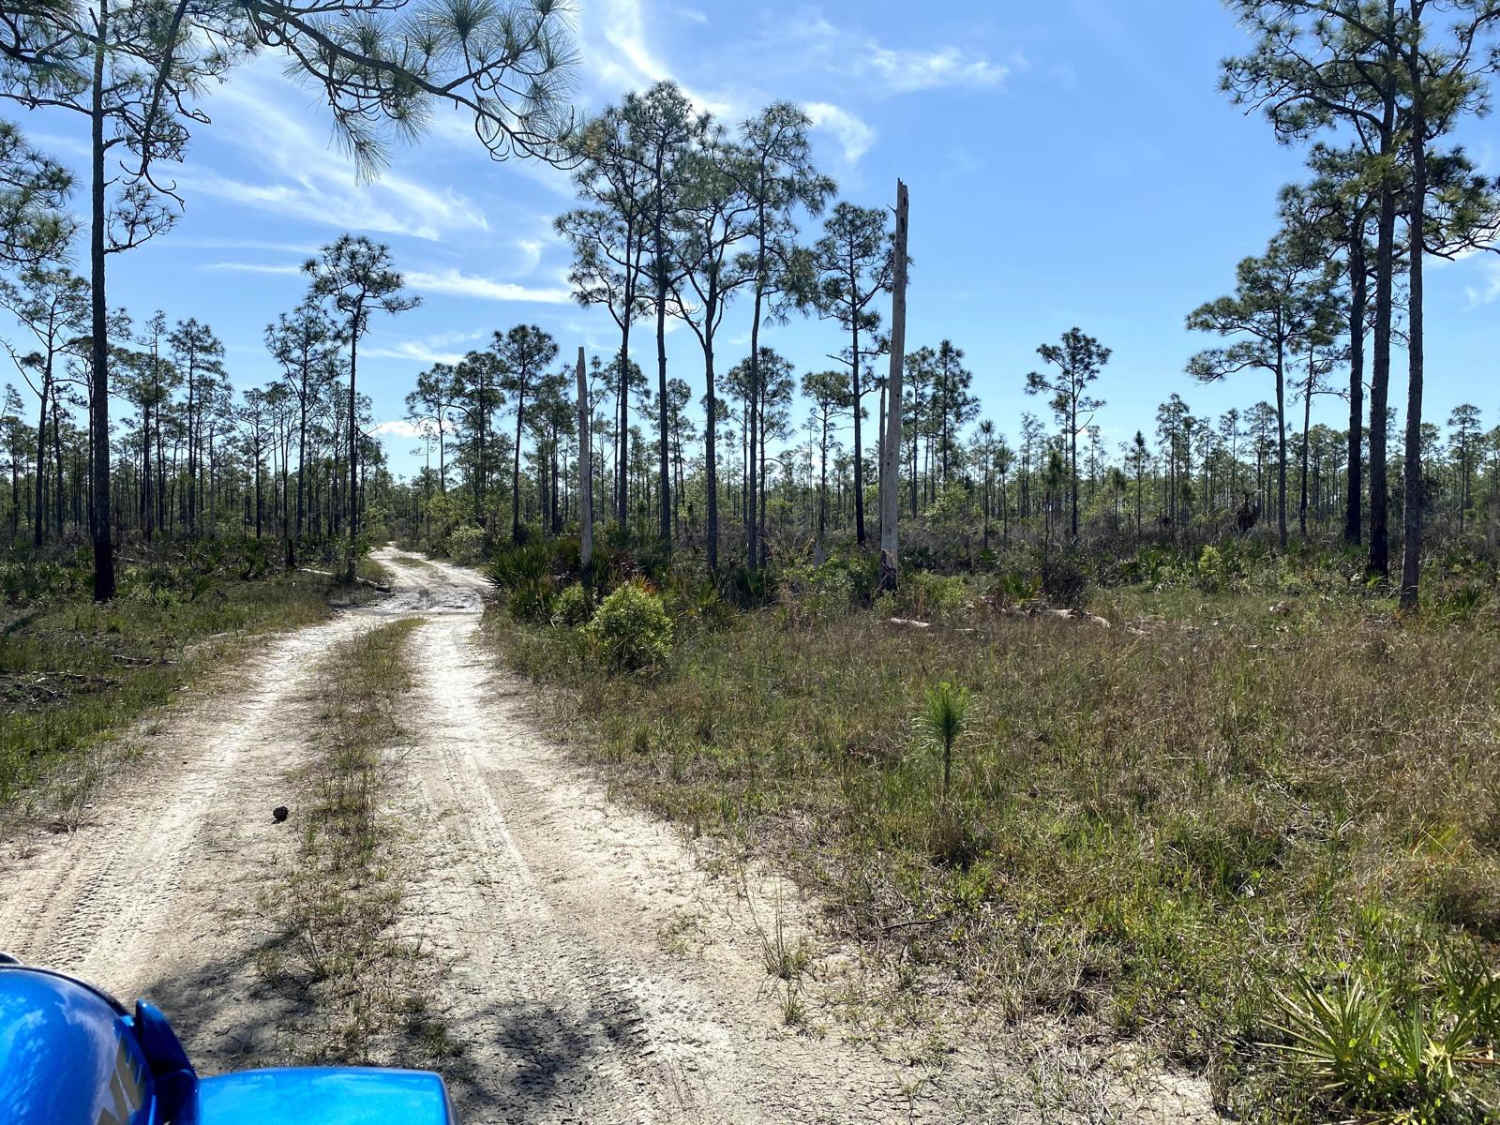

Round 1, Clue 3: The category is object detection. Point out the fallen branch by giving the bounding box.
[880,911,952,933]
[297,567,392,593]
[1048,608,1111,629]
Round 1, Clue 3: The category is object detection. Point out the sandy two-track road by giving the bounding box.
[0,548,976,1124]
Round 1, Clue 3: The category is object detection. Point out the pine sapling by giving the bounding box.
[918,680,970,801]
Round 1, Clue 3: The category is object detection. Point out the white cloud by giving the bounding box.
[405,268,574,305]
[784,13,1011,95]
[515,239,547,275]
[862,44,1009,93]
[177,237,321,256]
[804,102,876,163]
[1465,260,1500,308]
[676,7,709,24]
[372,420,426,438]
[576,0,734,116]
[190,61,490,241]
[581,0,668,90]
[201,261,305,277]
[364,330,489,366]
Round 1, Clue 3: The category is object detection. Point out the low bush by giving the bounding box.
[585,580,673,672]
[1196,544,1228,593]
[777,556,877,626]
[891,571,974,622]
[1266,940,1500,1122]
[1039,549,1089,608]
[445,525,488,566]
[550,582,591,628]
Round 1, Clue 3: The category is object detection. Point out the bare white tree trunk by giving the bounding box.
[576,346,593,575]
[878,180,909,591]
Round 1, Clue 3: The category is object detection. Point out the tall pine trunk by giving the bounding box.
[877,181,908,590]
[1368,35,1397,579]
[345,324,360,582]
[617,318,630,526]
[89,0,114,599]
[1300,347,1314,538]
[703,329,718,573]
[576,347,593,577]
[1345,235,1366,544]
[32,362,48,547]
[747,279,763,571]
[851,313,864,546]
[1274,331,1288,549]
[1399,26,1427,611]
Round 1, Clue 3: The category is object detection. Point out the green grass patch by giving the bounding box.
[0,544,371,807]
[485,578,1500,1122]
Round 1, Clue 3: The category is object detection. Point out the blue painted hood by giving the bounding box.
[0,965,154,1125]
[194,1068,456,1125]
[1,964,457,1125]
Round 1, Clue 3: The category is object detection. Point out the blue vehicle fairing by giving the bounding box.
[2,963,459,1125]
[0,965,156,1125]
[194,1068,456,1125]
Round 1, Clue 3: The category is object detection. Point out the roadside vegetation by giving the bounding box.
[256,617,462,1068]
[481,532,1500,1123]
[0,537,388,808]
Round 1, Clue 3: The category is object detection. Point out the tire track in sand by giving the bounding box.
[384,551,951,1124]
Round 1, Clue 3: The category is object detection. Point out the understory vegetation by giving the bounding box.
[484,534,1500,1123]
[0,537,386,806]
[255,618,441,1068]
[256,617,451,1064]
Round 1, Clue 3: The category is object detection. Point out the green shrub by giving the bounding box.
[988,568,1038,605]
[1196,544,1227,594]
[445,525,488,565]
[551,582,591,628]
[1040,551,1089,608]
[507,583,552,624]
[777,558,870,625]
[489,541,548,589]
[490,541,567,625]
[890,571,972,622]
[586,580,673,672]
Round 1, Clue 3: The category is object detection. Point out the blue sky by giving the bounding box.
[11,0,1500,477]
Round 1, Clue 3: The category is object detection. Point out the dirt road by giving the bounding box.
[0,549,975,1123]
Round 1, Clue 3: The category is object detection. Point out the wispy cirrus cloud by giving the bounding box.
[188,59,490,241]
[201,261,305,277]
[175,237,322,256]
[577,0,734,115]
[404,268,574,305]
[861,44,1009,93]
[364,330,489,366]
[781,11,1012,94]
[572,2,875,162]
[567,3,1008,169]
